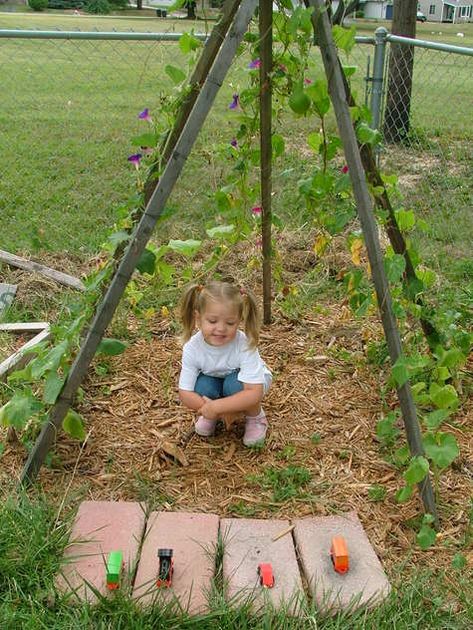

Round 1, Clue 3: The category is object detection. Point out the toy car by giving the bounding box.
[156,548,174,588]
[330,536,349,574]
[106,550,124,590]
[257,562,275,588]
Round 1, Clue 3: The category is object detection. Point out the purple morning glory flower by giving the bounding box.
[229,94,240,110]
[248,58,261,69]
[138,108,152,122]
[230,138,238,148]
[128,153,142,168]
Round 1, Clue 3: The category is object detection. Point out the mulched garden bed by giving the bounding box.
[1,304,471,576]
[1,235,472,583]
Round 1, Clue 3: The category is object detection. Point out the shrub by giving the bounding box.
[85,0,111,14]
[29,0,48,10]
[48,0,85,8]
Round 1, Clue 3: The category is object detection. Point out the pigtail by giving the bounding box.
[179,284,201,344]
[241,288,261,349]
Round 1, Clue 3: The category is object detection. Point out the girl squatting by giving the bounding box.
[178,281,272,447]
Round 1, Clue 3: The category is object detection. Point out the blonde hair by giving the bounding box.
[179,281,260,349]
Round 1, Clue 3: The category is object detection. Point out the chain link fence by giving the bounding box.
[342,31,472,312]
[0,27,210,260]
[1,24,471,271]
[379,33,472,243]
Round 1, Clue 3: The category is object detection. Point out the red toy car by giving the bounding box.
[257,562,275,588]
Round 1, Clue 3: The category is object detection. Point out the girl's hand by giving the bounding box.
[198,396,220,421]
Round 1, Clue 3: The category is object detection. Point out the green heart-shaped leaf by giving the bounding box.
[97,338,128,356]
[423,432,459,469]
[63,410,86,441]
[404,455,429,485]
[429,383,458,409]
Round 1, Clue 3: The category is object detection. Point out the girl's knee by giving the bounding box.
[195,374,222,400]
[222,371,244,397]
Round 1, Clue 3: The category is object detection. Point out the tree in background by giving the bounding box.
[29,0,48,10]
[332,0,361,24]
[383,0,417,143]
[185,0,197,19]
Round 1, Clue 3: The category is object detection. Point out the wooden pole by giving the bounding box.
[0,250,85,291]
[144,0,242,205]
[21,0,257,485]
[259,0,273,325]
[357,142,438,345]
[383,0,417,143]
[115,3,243,270]
[308,0,438,525]
[302,1,438,346]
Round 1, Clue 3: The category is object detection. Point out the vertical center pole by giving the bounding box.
[370,26,388,131]
[259,0,273,325]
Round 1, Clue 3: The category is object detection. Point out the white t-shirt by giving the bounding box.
[178,330,272,392]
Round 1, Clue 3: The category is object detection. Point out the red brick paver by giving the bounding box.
[56,500,146,603]
[221,518,305,614]
[294,511,390,612]
[133,511,219,614]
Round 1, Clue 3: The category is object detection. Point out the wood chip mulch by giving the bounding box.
[1,306,472,577]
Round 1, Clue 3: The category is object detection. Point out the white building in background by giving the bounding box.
[360,0,393,19]
[177,1,471,24]
[330,0,394,20]
[333,0,472,22]
[418,0,473,22]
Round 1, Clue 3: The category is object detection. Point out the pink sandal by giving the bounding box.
[243,411,268,447]
[195,415,217,437]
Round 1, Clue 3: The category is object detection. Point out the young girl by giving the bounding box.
[178,281,272,447]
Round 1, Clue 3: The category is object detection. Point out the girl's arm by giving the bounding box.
[179,389,205,411]
[198,383,263,419]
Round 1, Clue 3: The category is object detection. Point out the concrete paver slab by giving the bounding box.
[294,511,390,612]
[221,518,305,614]
[56,500,146,603]
[133,511,219,614]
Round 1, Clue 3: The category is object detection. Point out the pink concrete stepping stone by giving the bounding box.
[133,511,219,614]
[56,500,146,603]
[221,518,305,614]
[293,511,390,612]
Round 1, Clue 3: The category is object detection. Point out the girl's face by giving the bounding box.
[196,299,240,347]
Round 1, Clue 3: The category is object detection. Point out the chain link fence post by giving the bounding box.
[370,26,387,131]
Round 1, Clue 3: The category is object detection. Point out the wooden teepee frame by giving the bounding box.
[21,0,438,525]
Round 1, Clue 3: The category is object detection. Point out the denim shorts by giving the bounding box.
[194,369,243,400]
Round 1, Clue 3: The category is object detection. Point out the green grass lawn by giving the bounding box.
[0,11,471,250]
[0,9,471,325]
[353,17,473,46]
